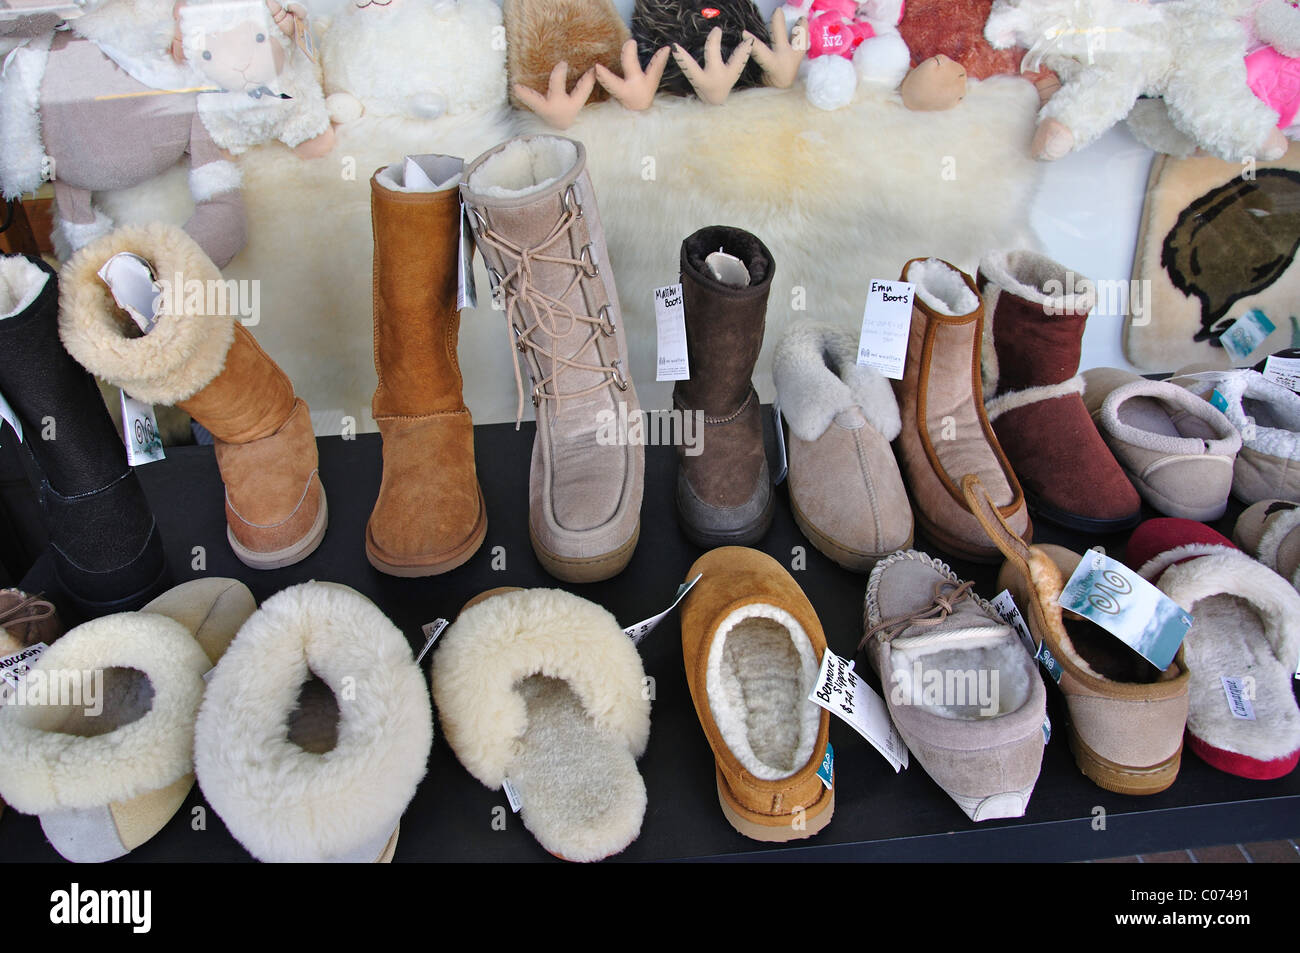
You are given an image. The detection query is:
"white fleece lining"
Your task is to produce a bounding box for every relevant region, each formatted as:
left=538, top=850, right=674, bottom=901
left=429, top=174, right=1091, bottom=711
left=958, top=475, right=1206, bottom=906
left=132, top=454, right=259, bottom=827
left=773, top=321, right=900, bottom=441
left=431, top=588, right=650, bottom=862
left=0, top=256, right=48, bottom=319
left=904, top=258, right=978, bottom=317
left=194, top=582, right=432, bottom=864
left=188, top=160, right=242, bottom=204
left=0, top=35, right=51, bottom=202
left=979, top=249, right=1097, bottom=314
left=0, top=612, right=210, bottom=814
left=1257, top=507, right=1300, bottom=588
left=58, top=223, right=236, bottom=407
left=1137, top=543, right=1238, bottom=584
left=705, top=603, right=820, bottom=781
left=466, top=136, right=578, bottom=200
left=985, top=375, right=1085, bottom=424
left=1173, top=370, right=1300, bottom=463
left=1156, top=551, right=1300, bottom=762
left=1099, top=379, right=1242, bottom=456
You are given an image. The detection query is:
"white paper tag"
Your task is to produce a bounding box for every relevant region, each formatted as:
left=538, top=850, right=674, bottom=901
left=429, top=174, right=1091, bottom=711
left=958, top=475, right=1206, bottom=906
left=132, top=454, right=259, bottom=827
left=1221, top=676, right=1256, bottom=720
left=1219, top=309, right=1276, bottom=362
left=502, top=777, right=522, bottom=813
left=624, top=574, right=701, bottom=644
left=772, top=400, right=788, bottom=485
left=0, top=386, right=22, bottom=445
left=416, top=619, right=449, bottom=664
left=97, top=252, right=159, bottom=334
left=1263, top=352, right=1300, bottom=393
left=458, top=203, right=478, bottom=312
left=808, top=649, right=909, bottom=772
left=1042, top=712, right=1051, bottom=745
left=990, top=589, right=1062, bottom=683
left=0, top=641, right=45, bottom=694
left=120, top=390, right=165, bottom=466
left=654, top=284, right=689, bottom=382
left=857, top=279, right=915, bottom=381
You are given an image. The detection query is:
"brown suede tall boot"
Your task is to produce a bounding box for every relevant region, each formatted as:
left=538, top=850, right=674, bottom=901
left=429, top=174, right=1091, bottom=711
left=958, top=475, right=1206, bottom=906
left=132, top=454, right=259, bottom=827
left=892, top=257, right=1029, bottom=563
left=366, top=156, right=487, bottom=576
left=59, top=224, right=327, bottom=570
left=674, top=226, right=774, bottom=548
left=978, top=251, right=1140, bottom=533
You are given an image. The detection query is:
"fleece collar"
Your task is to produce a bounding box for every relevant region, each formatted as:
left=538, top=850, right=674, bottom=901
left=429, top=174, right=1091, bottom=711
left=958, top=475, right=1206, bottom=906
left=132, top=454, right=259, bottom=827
left=773, top=321, right=901, bottom=441
left=1173, top=369, right=1300, bottom=463
left=1099, top=379, right=1242, bottom=457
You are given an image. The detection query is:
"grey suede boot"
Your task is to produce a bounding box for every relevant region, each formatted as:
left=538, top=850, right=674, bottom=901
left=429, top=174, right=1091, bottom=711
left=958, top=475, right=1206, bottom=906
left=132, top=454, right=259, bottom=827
left=461, top=135, right=643, bottom=582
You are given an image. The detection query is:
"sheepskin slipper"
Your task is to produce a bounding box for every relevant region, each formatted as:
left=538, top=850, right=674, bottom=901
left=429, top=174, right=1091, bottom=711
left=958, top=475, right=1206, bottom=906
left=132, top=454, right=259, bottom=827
left=1128, top=519, right=1300, bottom=781
left=773, top=322, right=912, bottom=571
left=863, top=550, right=1046, bottom=821
left=1235, top=499, right=1300, bottom=592
left=0, top=578, right=255, bottom=862
left=963, top=476, right=1191, bottom=796
left=679, top=548, right=833, bottom=842
left=195, top=582, right=432, bottom=863
left=431, top=586, right=650, bottom=862
left=1170, top=368, right=1300, bottom=505
left=0, top=589, right=62, bottom=648
left=1082, top=367, right=1242, bottom=521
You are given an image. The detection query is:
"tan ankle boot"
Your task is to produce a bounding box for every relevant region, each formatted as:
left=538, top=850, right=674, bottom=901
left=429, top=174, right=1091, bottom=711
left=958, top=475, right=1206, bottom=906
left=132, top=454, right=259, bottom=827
left=366, top=155, right=487, bottom=576
left=893, top=257, right=1029, bottom=562
left=59, top=224, right=328, bottom=570
left=461, top=135, right=642, bottom=583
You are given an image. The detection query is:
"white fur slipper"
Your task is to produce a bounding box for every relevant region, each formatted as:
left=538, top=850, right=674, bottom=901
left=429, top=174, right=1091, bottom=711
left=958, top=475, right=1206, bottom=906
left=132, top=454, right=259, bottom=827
left=430, top=587, right=651, bottom=862
left=194, top=582, right=432, bottom=863
left=0, top=578, right=255, bottom=862
left=1130, top=520, right=1300, bottom=781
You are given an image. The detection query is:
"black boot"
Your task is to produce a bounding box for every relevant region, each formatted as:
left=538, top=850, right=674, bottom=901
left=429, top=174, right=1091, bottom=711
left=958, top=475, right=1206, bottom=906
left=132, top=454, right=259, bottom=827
left=0, top=254, right=168, bottom=612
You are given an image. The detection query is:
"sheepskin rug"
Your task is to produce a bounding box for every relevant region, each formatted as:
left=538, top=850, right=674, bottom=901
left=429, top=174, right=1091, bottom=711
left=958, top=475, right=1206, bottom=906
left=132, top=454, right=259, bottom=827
left=96, top=77, right=1043, bottom=430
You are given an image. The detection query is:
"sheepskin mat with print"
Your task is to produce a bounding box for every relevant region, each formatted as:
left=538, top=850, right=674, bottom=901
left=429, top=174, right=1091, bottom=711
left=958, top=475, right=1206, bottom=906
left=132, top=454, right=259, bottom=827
left=97, top=76, right=1041, bottom=429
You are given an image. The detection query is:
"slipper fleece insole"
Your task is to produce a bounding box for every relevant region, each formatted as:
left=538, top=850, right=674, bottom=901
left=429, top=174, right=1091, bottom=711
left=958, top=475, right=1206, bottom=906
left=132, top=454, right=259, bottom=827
left=510, top=676, right=645, bottom=861
left=1185, top=594, right=1300, bottom=762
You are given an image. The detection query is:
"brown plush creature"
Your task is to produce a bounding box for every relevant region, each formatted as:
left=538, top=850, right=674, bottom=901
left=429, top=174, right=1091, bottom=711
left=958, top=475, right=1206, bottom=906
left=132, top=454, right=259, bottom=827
left=505, top=0, right=629, bottom=114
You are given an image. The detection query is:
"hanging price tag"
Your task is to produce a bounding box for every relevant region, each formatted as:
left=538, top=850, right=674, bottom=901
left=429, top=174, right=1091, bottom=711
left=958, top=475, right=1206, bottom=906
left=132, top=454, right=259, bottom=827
left=120, top=390, right=165, bottom=466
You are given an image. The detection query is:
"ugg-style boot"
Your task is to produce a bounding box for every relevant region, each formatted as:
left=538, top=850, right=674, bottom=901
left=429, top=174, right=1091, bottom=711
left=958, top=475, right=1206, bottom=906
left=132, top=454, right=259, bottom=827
left=674, top=226, right=774, bottom=548
left=59, top=225, right=327, bottom=571
left=0, top=254, right=168, bottom=612
left=461, top=135, right=643, bottom=583
left=367, top=155, right=487, bottom=576
left=893, top=258, right=1029, bottom=563
left=978, top=251, right=1141, bottom=533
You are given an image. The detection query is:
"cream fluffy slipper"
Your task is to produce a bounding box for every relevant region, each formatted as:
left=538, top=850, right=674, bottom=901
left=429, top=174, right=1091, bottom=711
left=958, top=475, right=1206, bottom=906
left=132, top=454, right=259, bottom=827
left=431, top=587, right=651, bottom=862
left=194, top=582, right=432, bottom=863
left=0, top=578, right=255, bottom=862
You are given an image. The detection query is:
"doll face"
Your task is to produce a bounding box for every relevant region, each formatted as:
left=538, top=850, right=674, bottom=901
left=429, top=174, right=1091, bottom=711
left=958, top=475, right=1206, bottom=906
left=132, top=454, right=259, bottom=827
left=193, top=17, right=285, bottom=93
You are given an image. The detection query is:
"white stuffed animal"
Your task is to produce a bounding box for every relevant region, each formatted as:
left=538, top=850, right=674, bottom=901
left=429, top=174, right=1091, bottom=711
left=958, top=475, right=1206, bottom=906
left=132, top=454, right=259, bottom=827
left=986, top=0, right=1288, bottom=162
left=319, top=0, right=506, bottom=123
left=785, top=0, right=911, bottom=110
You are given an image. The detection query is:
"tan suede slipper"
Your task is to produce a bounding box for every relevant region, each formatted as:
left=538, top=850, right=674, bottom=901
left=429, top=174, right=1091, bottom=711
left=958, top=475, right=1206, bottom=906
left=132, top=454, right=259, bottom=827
left=1236, top=499, right=1300, bottom=591
left=679, top=547, right=833, bottom=842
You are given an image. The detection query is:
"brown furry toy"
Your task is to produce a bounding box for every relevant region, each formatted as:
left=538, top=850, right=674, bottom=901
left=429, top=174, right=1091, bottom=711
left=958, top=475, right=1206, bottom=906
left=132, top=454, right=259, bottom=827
left=633, top=0, right=771, bottom=99
left=505, top=0, right=630, bottom=118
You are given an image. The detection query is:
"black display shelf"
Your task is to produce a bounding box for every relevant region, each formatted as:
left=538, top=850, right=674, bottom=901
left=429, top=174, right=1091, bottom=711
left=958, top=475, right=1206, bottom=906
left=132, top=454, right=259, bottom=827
left=8, top=412, right=1299, bottom=862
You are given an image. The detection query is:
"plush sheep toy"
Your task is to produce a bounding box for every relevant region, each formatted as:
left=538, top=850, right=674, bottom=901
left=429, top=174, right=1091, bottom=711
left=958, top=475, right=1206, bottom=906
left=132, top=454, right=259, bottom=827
left=986, top=0, right=1288, bottom=162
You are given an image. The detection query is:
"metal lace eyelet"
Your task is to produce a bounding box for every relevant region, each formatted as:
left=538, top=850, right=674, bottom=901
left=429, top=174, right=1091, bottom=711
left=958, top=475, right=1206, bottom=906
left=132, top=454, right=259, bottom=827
left=598, top=304, right=616, bottom=336
left=486, top=264, right=503, bottom=290
left=468, top=205, right=489, bottom=234
left=579, top=244, right=599, bottom=278
left=511, top=324, right=526, bottom=353
left=532, top=383, right=543, bottom=407
left=562, top=184, right=582, bottom=216
left=610, top=360, right=629, bottom=392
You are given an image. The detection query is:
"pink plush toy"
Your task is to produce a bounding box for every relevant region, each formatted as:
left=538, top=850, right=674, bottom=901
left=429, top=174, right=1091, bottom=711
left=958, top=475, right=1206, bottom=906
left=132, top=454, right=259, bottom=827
left=1245, top=0, right=1300, bottom=135
left=806, top=0, right=875, bottom=59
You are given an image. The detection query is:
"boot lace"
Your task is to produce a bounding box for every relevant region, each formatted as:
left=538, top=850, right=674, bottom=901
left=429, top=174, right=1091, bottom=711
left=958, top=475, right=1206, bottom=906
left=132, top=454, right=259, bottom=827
left=472, top=189, right=627, bottom=429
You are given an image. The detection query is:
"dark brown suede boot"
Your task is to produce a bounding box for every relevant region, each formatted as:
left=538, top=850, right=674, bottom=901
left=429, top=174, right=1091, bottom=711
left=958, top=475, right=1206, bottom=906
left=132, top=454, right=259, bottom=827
left=978, top=251, right=1141, bottom=533
left=674, top=226, right=774, bottom=548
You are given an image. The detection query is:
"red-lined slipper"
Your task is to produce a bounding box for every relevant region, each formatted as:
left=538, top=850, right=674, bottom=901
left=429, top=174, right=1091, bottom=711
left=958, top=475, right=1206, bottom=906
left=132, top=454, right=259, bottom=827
left=1128, top=519, right=1300, bottom=780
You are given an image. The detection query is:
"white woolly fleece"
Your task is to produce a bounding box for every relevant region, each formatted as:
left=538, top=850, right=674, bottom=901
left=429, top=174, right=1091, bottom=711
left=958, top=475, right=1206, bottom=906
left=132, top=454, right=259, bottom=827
left=1098, top=379, right=1242, bottom=456
left=0, top=612, right=211, bottom=814
left=430, top=588, right=651, bottom=863
left=0, top=35, right=51, bottom=202
left=706, top=603, right=821, bottom=781
left=1154, top=550, right=1300, bottom=762
left=466, top=136, right=579, bottom=200
left=1173, top=370, right=1300, bottom=463
left=194, top=582, right=432, bottom=864
left=1137, top=543, right=1238, bottom=586
left=58, top=223, right=235, bottom=407
left=0, top=255, right=48, bottom=319
left=905, top=258, right=978, bottom=316
left=189, top=160, right=242, bottom=204
left=773, top=321, right=900, bottom=442
left=986, top=375, right=1085, bottom=425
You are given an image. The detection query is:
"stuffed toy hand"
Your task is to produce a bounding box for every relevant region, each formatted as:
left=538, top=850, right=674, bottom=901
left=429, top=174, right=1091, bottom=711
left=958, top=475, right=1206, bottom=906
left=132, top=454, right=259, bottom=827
left=671, top=26, right=755, bottom=104
left=595, top=39, right=672, bottom=110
